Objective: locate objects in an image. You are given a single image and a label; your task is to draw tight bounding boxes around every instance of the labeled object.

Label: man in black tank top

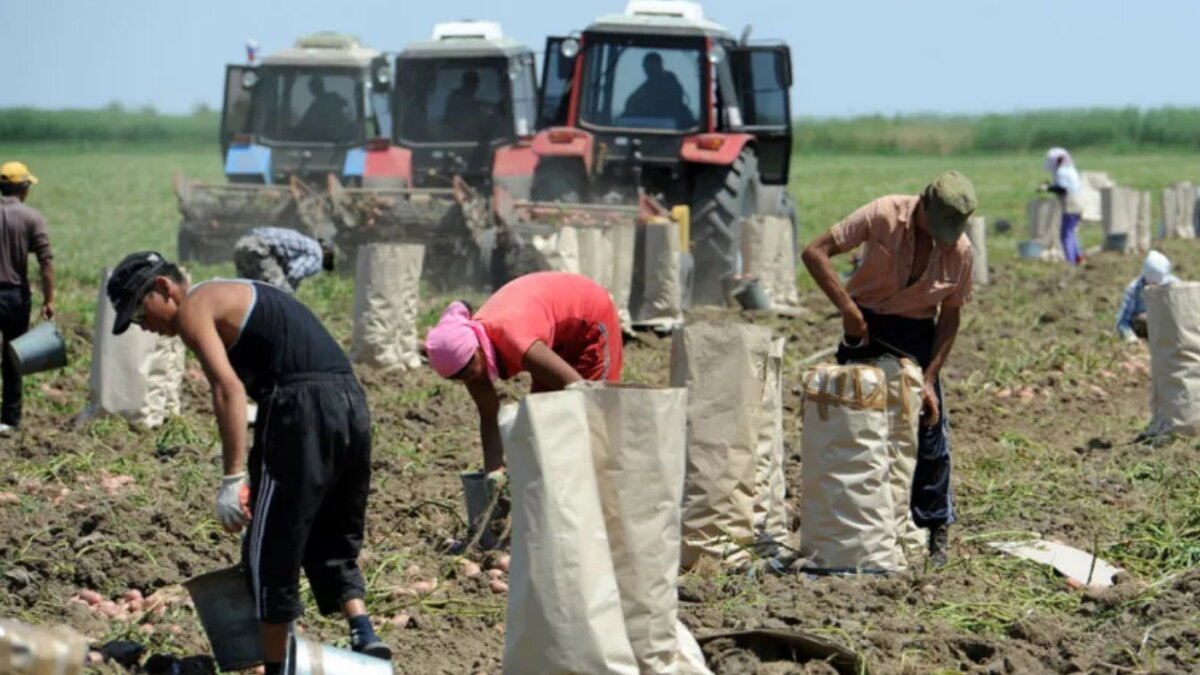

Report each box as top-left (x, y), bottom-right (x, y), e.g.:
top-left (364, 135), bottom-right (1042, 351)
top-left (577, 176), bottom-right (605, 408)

top-left (105, 252), bottom-right (390, 672)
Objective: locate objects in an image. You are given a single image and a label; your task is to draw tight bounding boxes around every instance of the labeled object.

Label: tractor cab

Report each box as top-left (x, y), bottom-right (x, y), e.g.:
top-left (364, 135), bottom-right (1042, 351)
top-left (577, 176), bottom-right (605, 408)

top-left (391, 22), bottom-right (538, 188)
top-left (531, 0), bottom-right (796, 305)
top-left (219, 33), bottom-right (392, 185)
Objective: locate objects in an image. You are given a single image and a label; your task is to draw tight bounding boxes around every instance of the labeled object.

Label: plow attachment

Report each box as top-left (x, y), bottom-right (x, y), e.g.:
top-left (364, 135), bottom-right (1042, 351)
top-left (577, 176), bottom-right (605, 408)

top-left (495, 192), bottom-right (691, 331)
top-left (327, 176), bottom-right (493, 292)
top-left (174, 174), bottom-right (334, 264)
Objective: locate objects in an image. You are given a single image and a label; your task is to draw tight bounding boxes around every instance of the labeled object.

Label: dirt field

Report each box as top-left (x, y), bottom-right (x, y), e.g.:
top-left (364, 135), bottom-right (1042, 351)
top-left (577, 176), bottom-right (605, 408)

top-left (2, 235), bottom-right (1199, 674)
top-left (0, 144), bottom-right (1198, 673)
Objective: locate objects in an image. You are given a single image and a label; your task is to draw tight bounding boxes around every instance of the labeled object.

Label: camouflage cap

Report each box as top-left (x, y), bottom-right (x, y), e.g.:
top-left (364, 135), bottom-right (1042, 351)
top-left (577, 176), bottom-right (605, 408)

top-left (923, 171), bottom-right (977, 244)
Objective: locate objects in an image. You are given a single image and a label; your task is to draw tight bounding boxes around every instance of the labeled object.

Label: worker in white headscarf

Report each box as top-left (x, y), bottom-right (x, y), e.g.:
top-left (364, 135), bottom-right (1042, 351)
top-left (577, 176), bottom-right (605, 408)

top-left (1040, 147), bottom-right (1084, 265)
top-left (1116, 250), bottom-right (1179, 342)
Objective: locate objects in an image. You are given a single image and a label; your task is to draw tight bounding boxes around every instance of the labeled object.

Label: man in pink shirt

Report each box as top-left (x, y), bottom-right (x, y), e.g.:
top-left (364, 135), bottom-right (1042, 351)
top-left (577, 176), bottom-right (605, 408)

top-left (801, 171), bottom-right (977, 566)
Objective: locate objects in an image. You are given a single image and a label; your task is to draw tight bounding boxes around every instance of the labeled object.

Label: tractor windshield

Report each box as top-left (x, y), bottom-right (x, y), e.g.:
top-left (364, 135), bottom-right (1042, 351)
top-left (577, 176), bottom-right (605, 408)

top-left (394, 58), bottom-right (513, 145)
top-left (248, 67), bottom-right (367, 144)
top-left (578, 36), bottom-right (704, 132)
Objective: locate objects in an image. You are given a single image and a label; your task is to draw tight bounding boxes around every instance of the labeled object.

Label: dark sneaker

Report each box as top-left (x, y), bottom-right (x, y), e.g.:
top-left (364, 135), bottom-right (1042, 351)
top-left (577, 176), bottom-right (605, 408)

top-left (352, 638), bottom-right (393, 661)
top-left (928, 525), bottom-right (949, 567)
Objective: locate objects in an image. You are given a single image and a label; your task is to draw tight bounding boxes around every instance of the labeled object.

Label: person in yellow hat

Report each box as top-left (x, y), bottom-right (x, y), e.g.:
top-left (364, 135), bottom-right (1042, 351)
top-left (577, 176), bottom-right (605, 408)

top-left (0, 161), bottom-right (55, 435)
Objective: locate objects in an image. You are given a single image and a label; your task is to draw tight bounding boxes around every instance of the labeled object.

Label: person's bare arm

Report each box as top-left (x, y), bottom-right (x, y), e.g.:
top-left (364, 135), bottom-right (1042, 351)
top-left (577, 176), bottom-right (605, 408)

top-left (801, 231), bottom-right (867, 339)
top-left (921, 305), bottom-right (962, 426)
top-left (38, 259), bottom-right (54, 320)
top-left (466, 378), bottom-right (504, 472)
top-left (176, 293), bottom-right (248, 475)
top-left (522, 340), bottom-right (583, 391)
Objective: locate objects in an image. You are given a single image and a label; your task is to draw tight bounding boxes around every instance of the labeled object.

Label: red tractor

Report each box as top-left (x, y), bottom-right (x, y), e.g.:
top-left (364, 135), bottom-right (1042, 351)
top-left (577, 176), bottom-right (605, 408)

top-left (530, 1), bottom-right (794, 305)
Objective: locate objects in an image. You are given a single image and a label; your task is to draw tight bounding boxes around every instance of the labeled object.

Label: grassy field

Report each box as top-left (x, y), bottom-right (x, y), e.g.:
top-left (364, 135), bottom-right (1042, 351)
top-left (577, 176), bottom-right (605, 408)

top-left (2, 143), bottom-right (1200, 672)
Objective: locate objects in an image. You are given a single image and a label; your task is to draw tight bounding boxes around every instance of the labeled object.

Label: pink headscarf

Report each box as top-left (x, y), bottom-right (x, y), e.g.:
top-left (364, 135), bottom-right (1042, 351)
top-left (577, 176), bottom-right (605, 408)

top-left (425, 301), bottom-right (498, 380)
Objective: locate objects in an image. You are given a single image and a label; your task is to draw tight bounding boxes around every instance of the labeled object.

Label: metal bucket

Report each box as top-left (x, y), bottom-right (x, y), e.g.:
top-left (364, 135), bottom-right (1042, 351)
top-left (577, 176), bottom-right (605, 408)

top-left (734, 277), bottom-right (771, 310)
top-left (460, 472), bottom-right (500, 550)
top-left (183, 566), bottom-right (263, 672)
top-left (8, 322), bottom-right (67, 375)
top-left (1103, 232), bottom-right (1129, 251)
top-left (1017, 241), bottom-right (1044, 259)
top-left (287, 633), bottom-right (393, 675)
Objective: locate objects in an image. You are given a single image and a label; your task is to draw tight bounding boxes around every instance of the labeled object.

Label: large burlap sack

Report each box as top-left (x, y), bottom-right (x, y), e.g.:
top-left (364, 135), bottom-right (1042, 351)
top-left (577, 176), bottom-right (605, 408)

top-left (0, 619), bottom-right (88, 675)
top-left (578, 382), bottom-right (690, 674)
top-left (1146, 282), bottom-right (1200, 437)
top-left (966, 216), bottom-right (988, 286)
top-left (672, 322), bottom-right (775, 569)
top-left (79, 268), bottom-right (184, 429)
top-left (501, 390), bottom-right (639, 675)
top-left (350, 243), bottom-right (424, 371)
top-left (799, 363), bottom-right (896, 572)
top-left (875, 356), bottom-right (926, 567)
top-left (742, 215), bottom-right (800, 308)
top-left (1079, 171), bottom-right (1114, 222)
top-left (631, 220), bottom-right (683, 328)
top-left (1102, 185), bottom-right (1143, 253)
top-left (753, 337), bottom-right (789, 546)
top-left (1028, 198), bottom-right (1064, 261)
top-left (1135, 190), bottom-right (1152, 252)
top-left (1162, 182), bottom-right (1196, 240)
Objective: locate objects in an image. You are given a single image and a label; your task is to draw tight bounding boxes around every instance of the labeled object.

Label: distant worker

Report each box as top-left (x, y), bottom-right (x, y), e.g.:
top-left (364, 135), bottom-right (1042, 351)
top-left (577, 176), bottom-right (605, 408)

top-left (802, 171), bottom-right (977, 567)
top-left (299, 76), bottom-right (352, 139)
top-left (1039, 147), bottom-right (1084, 265)
top-left (425, 272), bottom-right (623, 473)
top-left (105, 251), bottom-right (390, 672)
top-left (623, 52), bottom-right (694, 128)
top-left (0, 161), bottom-right (54, 436)
top-left (1116, 250), bottom-right (1178, 342)
top-left (444, 70), bottom-right (484, 132)
top-left (233, 227), bottom-right (334, 293)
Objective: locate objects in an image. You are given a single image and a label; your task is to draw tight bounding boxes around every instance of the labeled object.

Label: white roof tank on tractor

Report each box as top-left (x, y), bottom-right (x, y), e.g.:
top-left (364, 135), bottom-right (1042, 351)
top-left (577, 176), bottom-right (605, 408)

top-left (400, 20), bottom-right (529, 58)
top-left (260, 32), bottom-right (381, 68)
top-left (589, 1), bottom-right (731, 37)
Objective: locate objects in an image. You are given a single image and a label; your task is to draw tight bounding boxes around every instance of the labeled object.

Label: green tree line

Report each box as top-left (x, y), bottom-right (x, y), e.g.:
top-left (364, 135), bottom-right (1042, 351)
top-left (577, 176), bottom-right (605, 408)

top-left (2, 105), bottom-right (1199, 153)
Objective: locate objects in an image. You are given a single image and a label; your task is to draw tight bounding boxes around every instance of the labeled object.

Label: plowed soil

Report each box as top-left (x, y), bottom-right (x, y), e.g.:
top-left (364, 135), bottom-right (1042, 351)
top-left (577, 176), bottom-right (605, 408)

top-left (3, 242), bottom-right (1199, 674)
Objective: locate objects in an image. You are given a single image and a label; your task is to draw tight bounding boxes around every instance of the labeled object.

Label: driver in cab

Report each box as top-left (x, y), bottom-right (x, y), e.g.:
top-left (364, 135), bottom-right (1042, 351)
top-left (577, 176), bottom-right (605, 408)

top-left (622, 52), bottom-right (695, 128)
top-left (299, 76), bottom-right (352, 140)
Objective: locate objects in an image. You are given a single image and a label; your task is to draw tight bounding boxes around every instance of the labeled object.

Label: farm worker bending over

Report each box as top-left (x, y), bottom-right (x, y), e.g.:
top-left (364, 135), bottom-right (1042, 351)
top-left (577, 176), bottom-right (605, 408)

top-left (0, 161), bottom-right (54, 436)
top-left (1039, 147), bottom-right (1084, 265)
top-left (232, 226), bottom-right (334, 293)
top-left (1116, 250), bottom-right (1178, 342)
top-left (425, 271), bottom-right (623, 473)
top-left (802, 171), bottom-right (977, 567)
top-left (104, 251), bottom-right (390, 672)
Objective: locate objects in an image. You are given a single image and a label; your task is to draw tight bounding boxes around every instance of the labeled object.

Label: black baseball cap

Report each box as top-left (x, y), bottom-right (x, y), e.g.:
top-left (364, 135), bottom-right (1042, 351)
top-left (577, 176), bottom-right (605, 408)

top-left (108, 251), bottom-right (170, 335)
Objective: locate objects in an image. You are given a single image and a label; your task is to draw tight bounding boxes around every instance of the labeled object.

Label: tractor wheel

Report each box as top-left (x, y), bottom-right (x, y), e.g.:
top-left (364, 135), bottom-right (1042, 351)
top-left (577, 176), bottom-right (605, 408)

top-left (532, 159), bottom-right (586, 203)
top-left (689, 147), bottom-right (759, 306)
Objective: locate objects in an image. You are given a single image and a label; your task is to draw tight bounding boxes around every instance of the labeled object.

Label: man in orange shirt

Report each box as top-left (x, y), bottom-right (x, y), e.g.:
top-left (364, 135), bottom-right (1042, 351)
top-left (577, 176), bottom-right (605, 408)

top-left (801, 171), bottom-right (977, 566)
top-left (424, 272), bottom-right (623, 473)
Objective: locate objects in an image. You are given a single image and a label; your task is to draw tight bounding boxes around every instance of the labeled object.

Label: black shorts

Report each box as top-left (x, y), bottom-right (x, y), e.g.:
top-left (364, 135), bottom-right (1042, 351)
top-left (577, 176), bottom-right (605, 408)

top-left (242, 373), bottom-right (372, 623)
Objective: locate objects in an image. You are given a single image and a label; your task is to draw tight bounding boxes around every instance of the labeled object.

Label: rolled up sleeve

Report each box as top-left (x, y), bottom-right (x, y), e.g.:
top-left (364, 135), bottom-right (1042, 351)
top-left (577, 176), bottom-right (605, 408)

top-left (830, 201), bottom-right (877, 254)
top-left (28, 213), bottom-right (52, 265)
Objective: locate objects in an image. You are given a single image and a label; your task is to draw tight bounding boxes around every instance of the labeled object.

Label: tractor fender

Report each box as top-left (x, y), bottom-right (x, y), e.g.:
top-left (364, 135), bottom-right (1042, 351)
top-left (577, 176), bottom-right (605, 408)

top-left (225, 144), bottom-right (272, 184)
top-left (363, 145), bottom-right (412, 189)
top-left (531, 127), bottom-right (594, 174)
top-left (492, 143), bottom-right (538, 202)
top-left (680, 133), bottom-right (755, 166)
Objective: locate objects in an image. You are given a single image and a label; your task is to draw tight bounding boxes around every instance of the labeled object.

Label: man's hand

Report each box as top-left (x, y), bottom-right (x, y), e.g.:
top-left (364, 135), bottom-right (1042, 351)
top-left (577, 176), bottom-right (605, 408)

top-left (920, 380), bottom-right (940, 428)
top-left (842, 306), bottom-right (869, 343)
top-left (40, 302), bottom-right (54, 321)
top-left (216, 473), bottom-right (251, 533)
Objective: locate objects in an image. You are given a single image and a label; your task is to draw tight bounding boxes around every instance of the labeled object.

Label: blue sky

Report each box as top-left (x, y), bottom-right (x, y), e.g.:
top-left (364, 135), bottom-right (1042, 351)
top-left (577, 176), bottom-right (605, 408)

top-left (2, 0), bottom-right (1197, 117)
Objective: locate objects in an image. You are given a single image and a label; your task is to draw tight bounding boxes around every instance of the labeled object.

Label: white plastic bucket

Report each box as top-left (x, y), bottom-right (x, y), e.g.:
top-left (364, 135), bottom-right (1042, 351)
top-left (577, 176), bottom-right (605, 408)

top-left (287, 633), bottom-right (393, 675)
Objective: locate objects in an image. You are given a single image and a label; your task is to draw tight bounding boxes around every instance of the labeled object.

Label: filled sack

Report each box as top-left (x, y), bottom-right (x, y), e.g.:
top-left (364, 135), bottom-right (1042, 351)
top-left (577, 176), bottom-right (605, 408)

top-left (349, 243), bottom-right (424, 371)
top-left (79, 267), bottom-right (184, 429)
top-left (1146, 282), bottom-right (1200, 436)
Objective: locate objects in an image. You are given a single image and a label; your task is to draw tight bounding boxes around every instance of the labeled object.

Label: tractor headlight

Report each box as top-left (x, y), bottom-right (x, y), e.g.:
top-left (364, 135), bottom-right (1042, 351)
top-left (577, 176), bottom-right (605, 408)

top-left (708, 45), bottom-right (725, 65)
top-left (241, 70), bottom-right (259, 88)
top-left (374, 65), bottom-right (391, 87)
top-left (561, 38), bottom-right (580, 59)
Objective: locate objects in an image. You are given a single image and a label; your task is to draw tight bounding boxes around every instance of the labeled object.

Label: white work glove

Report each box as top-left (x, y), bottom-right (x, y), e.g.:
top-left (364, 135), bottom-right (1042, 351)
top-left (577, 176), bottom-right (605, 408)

top-left (1119, 328), bottom-right (1138, 343)
top-left (216, 473), bottom-right (251, 532)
